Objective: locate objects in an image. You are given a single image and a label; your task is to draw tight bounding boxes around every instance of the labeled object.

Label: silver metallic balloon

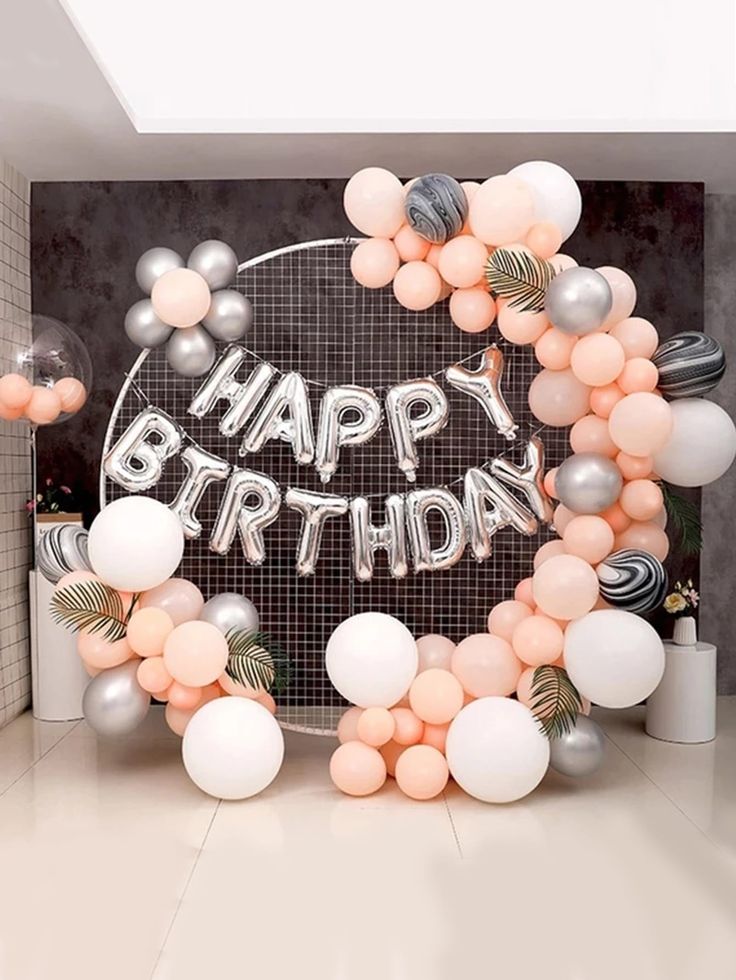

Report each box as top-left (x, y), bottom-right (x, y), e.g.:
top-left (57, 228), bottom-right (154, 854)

top-left (445, 346), bottom-right (518, 441)
top-left (285, 488), bottom-right (349, 576)
top-left (169, 443), bottom-right (231, 539)
top-left (189, 346), bottom-right (276, 438)
top-left (37, 524), bottom-right (91, 584)
top-left (202, 290), bottom-right (253, 342)
top-left (242, 371), bottom-right (315, 465)
top-left (349, 494), bottom-right (408, 582)
top-left (166, 324), bottom-right (217, 378)
top-left (544, 267), bottom-right (613, 336)
top-left (464, 467), bottom-right (538, 561)
top-left (200, 592), bottom-right (260, 635)
top-left (135, 246), bottom-right (184, 294)
top-left (549, 715), bottom-right (606, 778)
top-left (315, 385), bottom-right (382, 483)
top-left (209, 467), bottom-right (281, 564)
top-left (405, 487), bottom-right (467, 573)
top-left (187, 240), bottom-right (238, 290)
top-left (124, 299), bottom-right (174, 349)
top-left (491, 436), bottom-right (553, 524)
top-left (82, 660), bottom-right (151, 737)
top-left (555, 452), bottom-right (623, 516)
top-left (385, 378), bottom-right (449, 483)
top-left (103, 406), bottom-right (184, 492)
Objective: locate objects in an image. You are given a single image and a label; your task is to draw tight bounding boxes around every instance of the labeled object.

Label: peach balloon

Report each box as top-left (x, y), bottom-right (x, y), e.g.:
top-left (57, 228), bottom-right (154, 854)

top-left (343, 167), bottom-right (405, 238)
top-left (549, 253), bottom-right (578, 272)
top-left (357, 706), bottom-right (396, 747)
top-left (56, 570), bottom-right (101, 590)
top-left (350, 238), bottom-right (399, 289)
top-left (534, 327), bottom-right (577, 370)
top-left (25, 386), bottom-right (62, 425)
top-left (395, 744), bottom-right (449, 800)
top-left (0, 402), bottom-right (24, 421)
top-left (460, 180), bottom-right (481, 203)
top-left (163, 620), bottom-right (229, 687)
top-left (599, 502), bottom-right (632, 534)
top-left (136, 656), bottom-right (173, 694)
top-left (487, 599), bottom-right (533, 641)
top-left (469, 175), bottom-right (535, 245)
top-left (514, 577), bottom-right (536, 607)
top-left (218, 670), bottom-right (259, 699)
top-left (563, 515), bottom-right (615, 564)
top-left (608, 393), bottom-right (673, 457)
top-left (543, 467), bottom-right (558, 498)
top-left (609, 317), bottom-right (659, 359)
top-left (570, 334), bottom-right (626, 386)
top-left (53, 377), bottom-right (87, 413)
top-left (617, 357), bottom-right (659, 394)
top-left (151, 268), bottom-right (211, 328)
top-left (393, 224), bottom-right (431, 262)
top-left (534, 538), bottom-right (567, 569)
top-left (77, 632), bottom-right (134, 670)
top-left (597, 266), bottom-right (637, 327)
top-left (449, 286), bottom-right (496, 333)
top-left (516, 666), bottom-right (536, 708)
top-left (553, 505), bottom-right (577, 535)
top-left (0, 373), bottom-right (32, 409)
top-left (337, 706), bottom-right (363, 744)
top-left (451, 634), bottom-right (522, 697)
top-left (409, 668), bottom-right (464, 725)
top-left (569, 415), bottom-right (618, 457)
top-left (497, 301), bottom-right (549, 345)
top-left (165, 702), bottom-right (196, 737)
top-left (512, 614), bottom-right (564, 667)
top-left (392, 261), bottom-right (442, 311)
top-left (528, 368), bottom-right (591, 426)
top-left (416, 634), bottom-right (455, 672)
top-left (437, 278), bottom-right (453, 301)
top-left (616, 452), bottom-right (654, 481)
top-left (379, 739), bottom-right (406, 777)
top-left (590, 383), bottom-right (625, 419)
top-left (139, 578), bottom-right (204, 625)
top-left (168, 681), bottom-right (203, 710)
top-left (421, 722), bottom-right (450, 754)
top-left (330, 741), bottom-right (387, 797)
top-left (526, 221), bottom-right (563, 259)
top-left (255, 690), bottom-right (277, 715)
top-left (532, 554), bottom-right (599, 620)
top-left (615, 521), bottom-right (669, 561)
top-left (424, 244), bottom-right (442, 269)
top-left (389, 707), bottom-right (424, 746)
top-left (126, 607), bottom-right (174, 658)
top-left (619, 480), bottom-right (665, 522)
top-left (438, 235), bottom-right (488, 288)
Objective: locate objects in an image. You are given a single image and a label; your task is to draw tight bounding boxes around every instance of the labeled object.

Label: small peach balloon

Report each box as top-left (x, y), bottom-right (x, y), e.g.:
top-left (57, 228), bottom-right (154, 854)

top-left (543, 467), bottom-right (558, 498)
top-left (393, 224), bottom-right (431, 262)
top-left (449, 286), bottom-right (496, 333)
top-left (137, 656), bottom-right (173, 694)
top-left (514, 577), bottom-right (536, 607)
top-left (0, 401), bottom-right (24, 421)
top-left (516, 666), bottom-right (536, 708)
top-left (395, 744), bottom-right (449, 800)
top-left (350, 238), bottom-right (400, 289)
top-left (424, 243), bottom-right (442, 269)
top-left (497, 300), bottom-right (549, 345)
top-left (330, 741), bottom-right (387, 797)
top-left (619, 479), bottom-right (664, 522)
top-left (615, 521), bottom-right (669, 561)
top-left (357, 706), bottom-right (396, 747)
top-left (337, 706), bottom-right (363, 744)
top-left (549, 253), bottom-right (578, 272)
top-left (421, 722), bottom-right (450, 753)
top-left (617, 357), bottom-right (659, 394)
top-left (569, 415), bottom-right (618, 457)
top-left (165, 701), bottom-right (196, 736)
top-left (0, 373), bottom-right (32, 409)
top-left (218, 671), bottom-right (259, 699)
top-left (528, 368), bottom-right (591, 426)
top-left (255, 690), bottom-right (277, 715)
top-left (553, 505), bottom-right (576, 536)
top-left (379, 739), bottom-right (406, 777)
top-left (409, 668), bottom-right (464, 725)
top-left (416, 634), bottom-right (455, 672)
top-left (392, 260), bottom-right (442, 311)
top-left (451, 634), bottom-right (522, 698)
top-left (570, 334), bottom-right (626, 386)
top-left (77, 632), bottom-right (134, 670)
top-left (469, 175), bottom-right (535, 245)
top-left (616, 452), bottom-right (654, 481)
top-left (590, 383), bottom-right (625, 419)
top-left (599, 502), bottom-right (632, 534)
top-left (512, 614), bottom-right (564, 667)
top-left (563, 515), bottom-right (615, 564)
top-left (25, 386), bottom-right (62, 425)
top-left (163, 620), bottom-right (229, 687)
top-left (151, 267), bottom-right (211, 328)
top-left (53, 377), bottom-right (87, 413)
top-left (597, 266), bottom-right (637, 327)
top-left (167, 681), bottom-right (203, 710)
top-left (526, 221), bottom-right (563, 259)
top-left (126, 607), bottom-right (174, 658)
top-left (609, 317), bottom-right (658, 359)
top-left (532, 554), bottom-right (599, 620)
top-left (344, 167), bottom-right (405, 238)
top-left (57, 570), bottom-right (101, 590)
top-left (390, 707), bottom-right (424, 746)
top-left (534, 539), bottom-right (567, 569)
top-left (534, 327), bottom-right (578, 370)
top-left (438, 235), bottom-right (488, 288)
top-left (609, 393), bottom-right (673, 457)
top-left (487, 599), bottom-right (533, 641)
top-left (139, 578), bottom-right (204, 626)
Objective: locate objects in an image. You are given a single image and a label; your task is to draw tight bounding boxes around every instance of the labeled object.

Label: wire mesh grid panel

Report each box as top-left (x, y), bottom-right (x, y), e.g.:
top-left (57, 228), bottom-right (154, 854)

top-left (102, 240), bottom-right (566, 734)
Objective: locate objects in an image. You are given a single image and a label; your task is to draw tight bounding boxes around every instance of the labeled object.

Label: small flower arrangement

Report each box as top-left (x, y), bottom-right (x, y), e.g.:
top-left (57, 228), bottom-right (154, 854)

top-left (26, 477), bottom-right (78, 515)
top-left (663, 579), bottom-right (699, 617)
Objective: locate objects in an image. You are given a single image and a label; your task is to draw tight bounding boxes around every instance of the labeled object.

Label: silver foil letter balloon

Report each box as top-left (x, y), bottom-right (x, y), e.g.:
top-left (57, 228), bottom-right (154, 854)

top-left (315, 385), bottom-right (382, 483)
top-left (209, 467), bottom-right (281, 564)
top-left (103, 406), bottom-right (184, 492)
top-left (490, 436), bottom-right (554, 524)
top-left (464, 467), bottom-right (538, 561)
top-left (349, 494), bottom-right (408, 582)
top-left (188, 345), bottom-right (276, 438)
top-left (241, 371), bottom-right (315, 465)
top-left (168, 443), bottom-right (231, 539)
top-left (284, 488), bottom-right (349, 577)
top-left (405, 487), bottom-right (467, 573)
top-left (385, 378), bottom-right (449, 483)
top-left (445, 346), bottom-right (518, 441)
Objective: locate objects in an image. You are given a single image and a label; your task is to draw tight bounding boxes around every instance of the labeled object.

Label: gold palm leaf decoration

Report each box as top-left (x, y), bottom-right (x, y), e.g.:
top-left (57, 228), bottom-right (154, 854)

top-left (485, 247), bottom-right (556, 313)
top-left (529, 665), bottom-right (583, 739)
top-left (50, 579), bottom-right (130, 642)
top-left (225, 629), bottom-right (291, 694)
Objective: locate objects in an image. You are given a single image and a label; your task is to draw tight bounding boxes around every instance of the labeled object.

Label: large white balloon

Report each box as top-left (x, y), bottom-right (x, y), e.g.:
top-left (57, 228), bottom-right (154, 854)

top-left (88, 496), bottom-right (184, 592)
top-left (182, 697), bottom-right (284, 800)
top-left (653, 398), bottom-right (736, 488)
top-left (565, 610), bottom-right (664, 709)
top-left (445, 697), bottom-right (549, 803)
top-left (325, 612), bottom-right (418, 708)
top-left (508, 161), bottom-right (582, 242)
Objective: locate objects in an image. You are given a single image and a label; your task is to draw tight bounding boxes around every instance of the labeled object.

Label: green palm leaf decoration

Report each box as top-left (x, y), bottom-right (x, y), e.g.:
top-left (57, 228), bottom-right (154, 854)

top-left (659, 481), bottom-right (702, 555)
top-left (485, 247), bottom-right (556, 313)
top-left (529, 665), bottom-right (583, 739)
top-left (50, 580), bottom-right (128, 642)
top-left (225, 629), bottom-right (291, 694)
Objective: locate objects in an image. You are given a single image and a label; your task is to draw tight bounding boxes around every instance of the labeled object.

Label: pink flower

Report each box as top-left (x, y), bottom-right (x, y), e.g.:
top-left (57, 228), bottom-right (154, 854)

top-left (60, 485), bottom-right (71, 494)
top-left (45, 477), bottom-right (52, 486)
top-left (25, 500), bottom-right (35, 512)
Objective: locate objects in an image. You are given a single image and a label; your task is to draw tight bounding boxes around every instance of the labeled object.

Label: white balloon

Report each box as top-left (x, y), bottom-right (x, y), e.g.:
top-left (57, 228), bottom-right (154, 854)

top-left (88, 496), bottom-right (184, 592)
top-left (183, 697), bottom-right (284, 800)
top-left (325, 612), bottom-right (418, 708)
top-left (508, 160), bottom-right (582, 242)
top-left (653, 398), bottom-right (736, 488)
top-left (565, 610), bottom-right (664, 709)
top-left (445, 698), bottom-right (549, 804)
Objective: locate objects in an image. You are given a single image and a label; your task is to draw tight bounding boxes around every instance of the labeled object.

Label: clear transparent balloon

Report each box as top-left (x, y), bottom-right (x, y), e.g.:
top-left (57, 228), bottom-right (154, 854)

top-left (18, 315), bottom-right (93, 424)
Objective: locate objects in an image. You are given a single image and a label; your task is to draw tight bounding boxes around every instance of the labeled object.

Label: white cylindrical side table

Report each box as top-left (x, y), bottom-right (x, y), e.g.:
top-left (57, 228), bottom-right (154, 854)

top-left (646, 641), bottom-right (716, 744)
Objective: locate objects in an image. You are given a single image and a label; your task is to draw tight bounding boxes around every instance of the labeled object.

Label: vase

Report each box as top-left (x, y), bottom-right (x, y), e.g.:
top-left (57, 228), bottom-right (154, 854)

top-left (673, 616), bottom-right (697, 646)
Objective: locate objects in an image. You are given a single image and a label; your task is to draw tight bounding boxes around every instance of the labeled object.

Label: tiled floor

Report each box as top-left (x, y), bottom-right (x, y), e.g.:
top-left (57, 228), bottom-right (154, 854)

top-left (1, 701), bottom-right (735, 980)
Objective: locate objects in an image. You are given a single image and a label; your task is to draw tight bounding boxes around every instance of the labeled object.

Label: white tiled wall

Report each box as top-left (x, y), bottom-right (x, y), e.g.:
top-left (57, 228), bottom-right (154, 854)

top-left (0, 158), bottom-right (32, 727)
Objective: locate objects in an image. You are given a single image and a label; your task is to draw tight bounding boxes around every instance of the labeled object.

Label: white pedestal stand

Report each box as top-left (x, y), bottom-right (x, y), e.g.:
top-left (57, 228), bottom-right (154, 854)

top-left (646, 641), bottom-right (717, 744)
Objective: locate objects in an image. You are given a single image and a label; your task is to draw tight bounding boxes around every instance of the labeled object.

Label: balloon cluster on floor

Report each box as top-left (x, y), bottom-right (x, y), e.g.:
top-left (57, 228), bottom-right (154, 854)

top-left (45, 495), bottom-right (284, 800)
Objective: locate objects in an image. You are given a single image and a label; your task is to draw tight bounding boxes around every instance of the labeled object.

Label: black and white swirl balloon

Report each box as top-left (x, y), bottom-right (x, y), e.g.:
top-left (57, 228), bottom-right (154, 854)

top-left (37, 524), bottom-right (91, 584)
top-left (596, 549), bottom-right (668, 614)
top-left (404, 174), bottom-right (468, 244)
top-left (652, 331), bottom-right (726, 399)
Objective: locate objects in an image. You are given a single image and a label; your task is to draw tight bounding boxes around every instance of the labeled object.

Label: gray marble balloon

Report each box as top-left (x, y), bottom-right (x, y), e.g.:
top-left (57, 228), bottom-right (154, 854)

top-left (200, 593), bottom-right (260, 636)
top-left (544, 267), bottom-right (612, 335)
top-left (555, 453), bottom-right (623, 515)
top-left (404, 174), bottom-right (468, 244)
top-left (652, 331), bottom-right (726, 399)
top-left (202, 290), bottom-right (253, 342)
top-left (596, 548), bottom-right (668, 614)
top-left (549, 715), bottom-right (605, 777)
top-left (188, 240), bottom-right (238, 290)
top-left (37, 524), bottom-right (91, 584)
top-left (166, 324), bottom-right (216, 378)
top-left (82, 660), bottom-right (151, 737)
top-left (135, 247), bottom-right (184, 294)
top-left (124, 299), bottom-right (174, 349)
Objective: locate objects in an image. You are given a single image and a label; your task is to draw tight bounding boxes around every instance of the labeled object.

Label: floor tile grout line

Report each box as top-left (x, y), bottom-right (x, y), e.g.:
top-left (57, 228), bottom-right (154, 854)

top-left (441, 792), bottom-right (464, 859)
top-left (149, 798), bottom-right (223, 980)
top-left (0, 719), bottom-right (81, 802)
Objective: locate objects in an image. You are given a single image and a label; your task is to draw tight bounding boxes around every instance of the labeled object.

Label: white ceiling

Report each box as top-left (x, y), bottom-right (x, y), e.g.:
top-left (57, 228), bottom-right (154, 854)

top-left (2, 0), bottom-right (736, 188)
